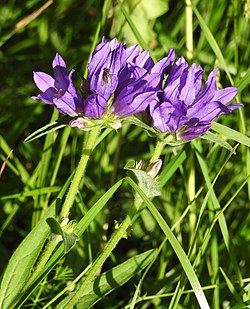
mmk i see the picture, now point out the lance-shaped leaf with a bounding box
[0,204,56,309]
[56,249,157,309]
[24,116,69,143]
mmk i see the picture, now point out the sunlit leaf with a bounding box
[0,205,56,309]
[212,122,250,147]
[24,117,69,143]
[56,249,157,309]
[201,131,235,153]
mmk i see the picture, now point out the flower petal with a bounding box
[213,87,238,104]
[134,50,154,70]
[163,57,188,101]
[150,101,173,132]
[190,68,218,108]
[33,53,84,116]
[126,45,141,63]
[180,123,211,140]
[149,54,242,141]
[84,92,107,118]
[53,53,70,91]
[151,48,175,75]
[179,64,203,105]
[112,79,155,117]
[53,96,79,116]
[88,38,126,101]
[33,72,55,92]
[147,48,175,90]
[35,88,57,105]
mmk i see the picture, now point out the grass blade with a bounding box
[125,176,210,309]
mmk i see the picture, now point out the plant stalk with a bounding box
[150,140,165,164]
[65,138,165,308]
[65,195,142,308]
[60,126,101,220]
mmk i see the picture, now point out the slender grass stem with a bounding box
[185,0,193,61]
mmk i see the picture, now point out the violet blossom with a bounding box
[82,37,175,120]
[32,53,84,116]
[150,56,242,141]
[32,38,175,129]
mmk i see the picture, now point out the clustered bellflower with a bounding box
[149,57,242,140]
[32,38,173,129]
[32,37,242,141]
[71,38,174,128]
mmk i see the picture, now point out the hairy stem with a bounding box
[60,126,101,220]
[65,138,166,308]
[65,195,142,308]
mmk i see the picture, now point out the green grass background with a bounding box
[0,0,250,308]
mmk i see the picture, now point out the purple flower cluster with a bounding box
[150,57,241,140]
[32,37,242,141]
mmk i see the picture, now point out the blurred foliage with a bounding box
[0,0,250,308]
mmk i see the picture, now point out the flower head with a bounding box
[32,53,84,116]
[150,57,242,140]
[83,38,149,119]
[32,39,176,131]
[83,38,175,120]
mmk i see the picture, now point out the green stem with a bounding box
[150,140,165,164]
[26,127,100,290]
[24,238,59,292]
[60,126,101,220]
[65,138,166,308]
[185,0,193,61]
[65,196,142,308]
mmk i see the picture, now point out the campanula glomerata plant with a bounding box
[27,38,243,308]
[1,4,249,307]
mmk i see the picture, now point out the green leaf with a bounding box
[74,179,124,237]
[229,304,250,309]
[192,139,243,287]
[0,186,60,201]
[57,249,157,309]
[9,174,75,309]
[123,116,157,135]
[124,163,161,198]
[0,204,56,309]
[125,176,210,309]
[220,267,243,304]
[24,117,69,143]
[159,150,186,188]
[236,66,250,93]
[201,131,235,153]
[113,0,168,47]
[191,1,233,84]
[212,122,250,147]
[116,0,148,50]
[13,179,124,309]
[46,218,79,254]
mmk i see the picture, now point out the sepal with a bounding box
[46,217,79,254]
[124,160,161,197]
